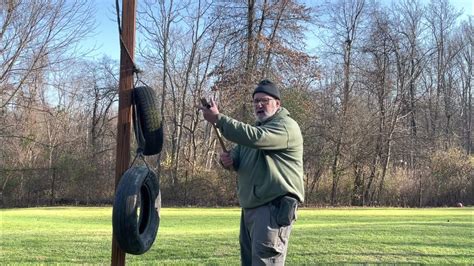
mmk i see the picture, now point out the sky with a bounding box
[84,0,473,61]
[86,1,121,60]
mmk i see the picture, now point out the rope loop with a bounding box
[129,150,151,173]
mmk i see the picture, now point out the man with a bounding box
[199,79,304,265]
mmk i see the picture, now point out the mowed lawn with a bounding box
[0,207,472,264]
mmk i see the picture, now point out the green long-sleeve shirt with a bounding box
[216,107,304,208]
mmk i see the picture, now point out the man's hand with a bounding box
[198,98,219,124]
[219,151,233,169]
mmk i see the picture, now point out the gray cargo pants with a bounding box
[239,198,297,266]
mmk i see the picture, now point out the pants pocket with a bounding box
[258,227,285,256]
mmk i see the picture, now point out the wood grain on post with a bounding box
[111,0,136,265]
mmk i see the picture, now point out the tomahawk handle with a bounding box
[200,97,227,152]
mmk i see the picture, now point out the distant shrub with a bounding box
[424,148,473,206]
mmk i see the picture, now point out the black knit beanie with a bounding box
[252,79,280,100]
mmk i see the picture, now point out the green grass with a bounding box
[1,207,473,264]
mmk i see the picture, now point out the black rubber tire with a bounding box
[112,166,161,255]
[133,86,164,156]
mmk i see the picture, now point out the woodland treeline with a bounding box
[1,0,472,208]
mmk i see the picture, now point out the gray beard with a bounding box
[255,109,278,123]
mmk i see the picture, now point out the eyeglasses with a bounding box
[252,98,275,106]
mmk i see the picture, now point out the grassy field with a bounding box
[0,207,472,264]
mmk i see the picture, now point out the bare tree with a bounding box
[457,19,473,155]
[424,0,462,148]
[1,0,95,110]
[317,0,367,205]
[359,0,429,205]
[0,0,95,203]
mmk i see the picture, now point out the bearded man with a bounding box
[199,79,304,265]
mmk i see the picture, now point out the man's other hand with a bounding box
[219,151,233,169]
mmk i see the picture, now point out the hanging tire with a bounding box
[133,86,164,156]
[112,166,161,255]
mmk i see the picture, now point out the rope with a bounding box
[129,152,151,172]
[136,71,152,88]
[115,0,121,34]
[115,1,150,94]
[115,0,141,75]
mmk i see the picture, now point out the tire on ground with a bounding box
[133,86,164,156]
[112,166,161,255]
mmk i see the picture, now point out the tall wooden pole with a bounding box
[111,0,136,265]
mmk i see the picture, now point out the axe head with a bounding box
[200,98,211,109]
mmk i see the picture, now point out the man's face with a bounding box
[253,92,280,122]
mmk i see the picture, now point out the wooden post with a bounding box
[111,0,136,265]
